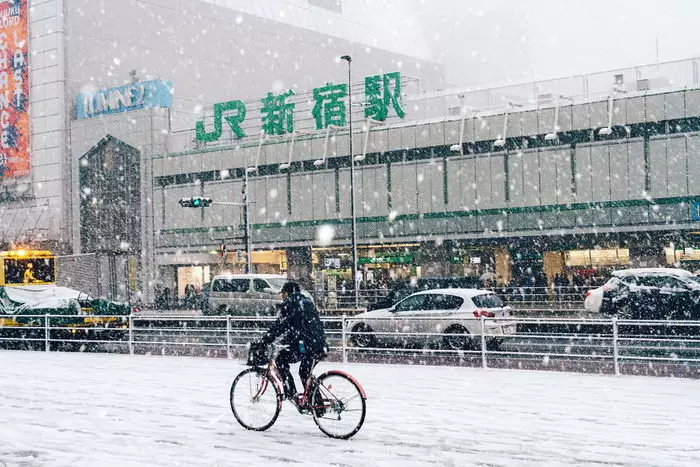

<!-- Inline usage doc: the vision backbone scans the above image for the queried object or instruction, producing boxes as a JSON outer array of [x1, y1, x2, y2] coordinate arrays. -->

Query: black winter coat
[[261, 292, 327, 357]]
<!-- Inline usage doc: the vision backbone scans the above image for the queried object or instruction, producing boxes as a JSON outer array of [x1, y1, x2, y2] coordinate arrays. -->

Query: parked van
[[204, 274, 288, 316]]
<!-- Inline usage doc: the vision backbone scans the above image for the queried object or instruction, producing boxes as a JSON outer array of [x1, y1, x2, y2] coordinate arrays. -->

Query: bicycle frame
[[254, 359, 284, 402]]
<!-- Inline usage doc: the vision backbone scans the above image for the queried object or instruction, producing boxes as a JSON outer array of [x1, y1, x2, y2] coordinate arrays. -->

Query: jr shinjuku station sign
[[195, 71, 406, 142]]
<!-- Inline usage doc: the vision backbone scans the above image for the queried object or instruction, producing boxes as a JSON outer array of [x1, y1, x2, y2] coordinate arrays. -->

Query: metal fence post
[[45, 314, 50, 352], [612, 317, 620, 376], [480, 315, 487, 369], [341, 314, 348, 364], [226, 316, 232, 359], [128, 315, 134, 356]]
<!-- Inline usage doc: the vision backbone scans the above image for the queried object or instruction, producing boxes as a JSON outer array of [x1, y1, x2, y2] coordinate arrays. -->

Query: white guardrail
[[1, 314, 699, 378]]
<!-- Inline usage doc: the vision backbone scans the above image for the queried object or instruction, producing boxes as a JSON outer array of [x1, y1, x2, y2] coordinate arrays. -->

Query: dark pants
[[275, 348, 317, 399]]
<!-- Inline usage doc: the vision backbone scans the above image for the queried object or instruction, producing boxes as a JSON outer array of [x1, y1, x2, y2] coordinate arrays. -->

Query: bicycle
[[230, 342, 367, 439]]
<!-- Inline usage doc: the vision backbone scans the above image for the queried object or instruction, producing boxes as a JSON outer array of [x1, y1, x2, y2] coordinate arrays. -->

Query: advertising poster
[[0, 0, 29, 179]]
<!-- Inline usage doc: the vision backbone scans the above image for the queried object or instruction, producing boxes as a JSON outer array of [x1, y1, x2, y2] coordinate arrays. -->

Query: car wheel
[[442, 325, 473, 351], [350, 323, 376, 348]]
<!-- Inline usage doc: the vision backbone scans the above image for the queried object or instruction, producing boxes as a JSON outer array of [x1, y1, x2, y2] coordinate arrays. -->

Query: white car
[[584, 268, 699, 313], [206, 274, 288, 315], [347, 288, 517, 350]]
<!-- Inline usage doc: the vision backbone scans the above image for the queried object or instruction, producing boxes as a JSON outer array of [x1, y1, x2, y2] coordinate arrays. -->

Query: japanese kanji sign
[[195, 71, 405, 142], [364, 72, 405, 121], [0, 0, 29, 179], [261, 90, 295, 136], [312, 82, 347, 130]]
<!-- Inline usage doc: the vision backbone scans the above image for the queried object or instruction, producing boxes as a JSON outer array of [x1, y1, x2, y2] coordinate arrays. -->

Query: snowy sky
[[405, 0, 700, 86]]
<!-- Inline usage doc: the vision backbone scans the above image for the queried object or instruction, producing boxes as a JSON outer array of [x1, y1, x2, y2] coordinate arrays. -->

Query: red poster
[[0, 0, 29, 179]]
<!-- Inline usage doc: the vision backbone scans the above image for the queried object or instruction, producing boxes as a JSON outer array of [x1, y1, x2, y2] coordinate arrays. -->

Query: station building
[[5, 0, 700, 301], [154, 61, 700, 297]]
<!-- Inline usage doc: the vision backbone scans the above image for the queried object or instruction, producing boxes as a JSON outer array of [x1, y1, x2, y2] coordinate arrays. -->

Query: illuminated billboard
[[0, 0, 29, 180]]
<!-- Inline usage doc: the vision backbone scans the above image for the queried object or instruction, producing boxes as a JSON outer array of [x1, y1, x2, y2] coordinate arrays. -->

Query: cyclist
[[259, 281, 327, 406]]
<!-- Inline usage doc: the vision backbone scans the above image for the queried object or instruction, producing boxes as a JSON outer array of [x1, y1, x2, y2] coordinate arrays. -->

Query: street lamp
[[341, 54, 360, 308]]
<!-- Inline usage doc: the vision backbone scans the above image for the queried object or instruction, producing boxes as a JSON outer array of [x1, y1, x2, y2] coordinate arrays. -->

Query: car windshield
[[212, 278, 249, 292], [471, 293, 504, 309], [265, 278, 288, 290]]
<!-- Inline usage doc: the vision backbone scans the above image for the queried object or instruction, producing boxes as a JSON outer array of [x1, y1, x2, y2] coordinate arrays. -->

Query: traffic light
[[179, 197, 213, 208]]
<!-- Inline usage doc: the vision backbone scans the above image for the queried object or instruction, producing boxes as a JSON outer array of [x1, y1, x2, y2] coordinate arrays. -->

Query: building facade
[[154, 71, 700, 296], [6, 0, 700, 301], [0, 0, 444, 301]]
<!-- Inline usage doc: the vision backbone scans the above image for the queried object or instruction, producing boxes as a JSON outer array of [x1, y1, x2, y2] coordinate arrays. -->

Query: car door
[[410, 293, 464, 345], [253, 278, 278, 315], [383, 293, 429, 343], [657, 276, 694, 320], [228, 278, 253, 314]]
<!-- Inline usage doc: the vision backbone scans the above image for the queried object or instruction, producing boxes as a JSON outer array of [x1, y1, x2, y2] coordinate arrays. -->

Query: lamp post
[[243, 167, 256, 274], [340, 54, 359, 308]]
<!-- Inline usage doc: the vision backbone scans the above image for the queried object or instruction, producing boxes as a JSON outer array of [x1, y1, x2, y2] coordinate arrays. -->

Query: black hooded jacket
[[261, 292, 327, 357]]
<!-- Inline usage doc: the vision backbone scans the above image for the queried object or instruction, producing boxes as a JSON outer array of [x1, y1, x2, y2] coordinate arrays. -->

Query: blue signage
[[691, 202, 700, 221], [75, 80, 173, 120]]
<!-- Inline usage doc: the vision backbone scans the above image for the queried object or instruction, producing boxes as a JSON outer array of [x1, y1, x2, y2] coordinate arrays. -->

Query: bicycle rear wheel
[[311, 371, 367, 439], [230, 368, 282, 431]]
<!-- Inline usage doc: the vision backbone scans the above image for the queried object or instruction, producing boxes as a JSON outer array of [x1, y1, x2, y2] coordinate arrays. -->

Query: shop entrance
[[176, 265, 211, 298]]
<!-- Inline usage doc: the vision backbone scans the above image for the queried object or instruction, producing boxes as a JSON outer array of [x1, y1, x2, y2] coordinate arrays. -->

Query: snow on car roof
[[410, 288, 493, 298], [212, 274, 286, 280], [612, 268, 693, 277]]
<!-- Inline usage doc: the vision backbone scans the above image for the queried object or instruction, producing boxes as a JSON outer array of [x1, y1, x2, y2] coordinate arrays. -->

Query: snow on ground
[[1, 352, 699, 467]]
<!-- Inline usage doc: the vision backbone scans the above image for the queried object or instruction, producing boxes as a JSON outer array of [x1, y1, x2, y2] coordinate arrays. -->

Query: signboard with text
[[75, 80, 173, 120], [691, 202, 700, 221], [195, 72, 405, 142], [0, 0, 29, 180]]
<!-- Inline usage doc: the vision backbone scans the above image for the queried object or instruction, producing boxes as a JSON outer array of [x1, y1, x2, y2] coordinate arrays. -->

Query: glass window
[[426, 293, 463, 310], [254, 279, 270, 292], [393, 294, 427, 312], [3, 258, 55, 285], [656, 276, 687, 289], [471, 293, 504, 309], [634, 276, 686, 288], [212, 278, 250, 292], [266, 278, 287, 290]]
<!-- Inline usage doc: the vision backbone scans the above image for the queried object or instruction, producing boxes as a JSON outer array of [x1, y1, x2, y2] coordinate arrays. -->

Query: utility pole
[[242, 169, 254, 274]]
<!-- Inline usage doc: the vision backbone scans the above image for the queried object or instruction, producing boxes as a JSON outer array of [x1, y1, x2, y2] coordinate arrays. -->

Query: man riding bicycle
[[258, 281, 327, 407]]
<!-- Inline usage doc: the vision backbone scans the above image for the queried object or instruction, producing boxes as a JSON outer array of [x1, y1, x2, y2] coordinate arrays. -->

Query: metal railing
[[2, 314, 699, 378]]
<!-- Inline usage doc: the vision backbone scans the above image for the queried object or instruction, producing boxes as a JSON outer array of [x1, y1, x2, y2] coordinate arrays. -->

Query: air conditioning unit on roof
[[537, 93, 554, 104]]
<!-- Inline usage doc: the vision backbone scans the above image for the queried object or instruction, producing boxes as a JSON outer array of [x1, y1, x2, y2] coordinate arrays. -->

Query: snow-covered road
[[1, 351, 699, 466]]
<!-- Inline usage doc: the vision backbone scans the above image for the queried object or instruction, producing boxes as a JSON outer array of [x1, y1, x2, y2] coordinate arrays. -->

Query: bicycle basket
[[247, 342, 270, 366]]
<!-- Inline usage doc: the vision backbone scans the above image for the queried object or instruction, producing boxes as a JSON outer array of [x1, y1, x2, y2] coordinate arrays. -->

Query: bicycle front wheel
[[230, 368, 282, 431], [311, 371, 367, 439]]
